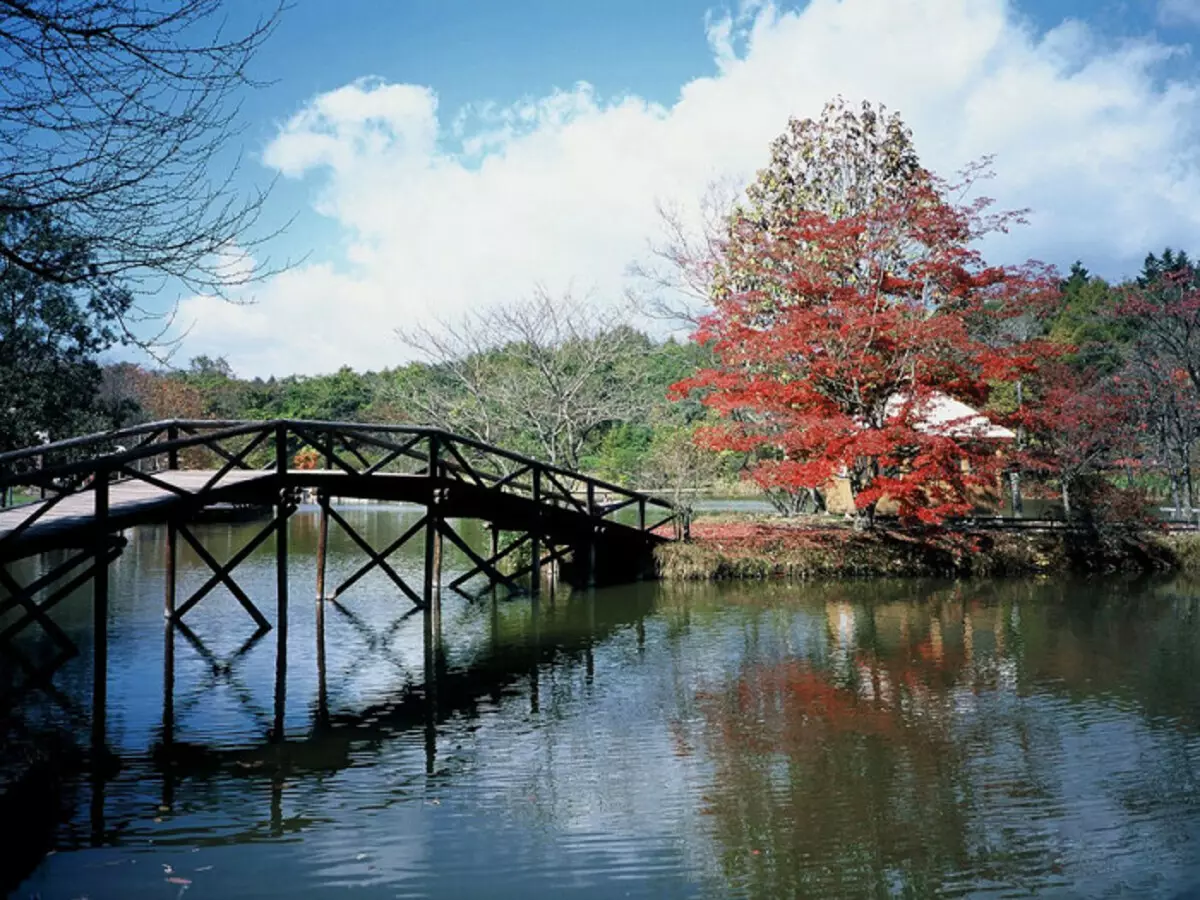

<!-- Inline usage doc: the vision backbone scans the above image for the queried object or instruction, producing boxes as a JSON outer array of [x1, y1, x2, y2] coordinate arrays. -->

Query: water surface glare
[[4, 507, 1200, 898]]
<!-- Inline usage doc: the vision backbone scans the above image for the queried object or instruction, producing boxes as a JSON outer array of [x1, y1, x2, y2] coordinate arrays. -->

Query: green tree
[[1048, 262, 1129, 371], [0, 209, 132, 451]]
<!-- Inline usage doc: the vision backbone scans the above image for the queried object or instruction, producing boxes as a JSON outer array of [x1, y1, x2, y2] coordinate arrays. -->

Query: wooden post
[[423, 436, 442, 609], [274, 421, 288, 480], [529, 592, 540, 714], [162, 619, 175, 752], [315, 492, 329, 601], [167, 422, 179, 471], [529, 468, 541, 596], [272, 494, 288, 742], [92, 467, 109, 760], [423, 514, 443, 609], [164, 520, 177, 619], [422, 586, 441, 775], [585, 588, 595, 685], [490, 523, 503, 599], [315, 584, 329, 733], [586, 482, 597, 588]]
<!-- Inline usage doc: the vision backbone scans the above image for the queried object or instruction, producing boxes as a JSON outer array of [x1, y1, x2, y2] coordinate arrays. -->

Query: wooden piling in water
[[164, 520, 176, 618], [272, 495, 288, 743], [530, 470, 542, 596], [315, 492, 329, 601], [92, 469, 109, 760]]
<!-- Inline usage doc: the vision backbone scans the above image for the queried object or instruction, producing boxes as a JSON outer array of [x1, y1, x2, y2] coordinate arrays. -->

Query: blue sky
[[167, 0, 1200, 377]]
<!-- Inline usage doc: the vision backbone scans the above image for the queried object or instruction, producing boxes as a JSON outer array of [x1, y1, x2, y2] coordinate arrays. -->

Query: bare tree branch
[[0, 0, 291, 324], [395, 290, 654, 473]]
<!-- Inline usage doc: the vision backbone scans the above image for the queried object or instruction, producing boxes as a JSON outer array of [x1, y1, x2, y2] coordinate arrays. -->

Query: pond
[[3, 505, 1200, 898]]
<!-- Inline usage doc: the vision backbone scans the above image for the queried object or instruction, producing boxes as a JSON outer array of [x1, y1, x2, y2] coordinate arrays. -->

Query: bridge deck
[[0, 470, 272, 548], [0, 468, 665, 562]]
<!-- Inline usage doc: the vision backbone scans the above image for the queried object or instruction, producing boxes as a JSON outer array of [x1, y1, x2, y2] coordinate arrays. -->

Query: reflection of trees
[[694, 623, 973, 897], [684, 576, 1200, 898]]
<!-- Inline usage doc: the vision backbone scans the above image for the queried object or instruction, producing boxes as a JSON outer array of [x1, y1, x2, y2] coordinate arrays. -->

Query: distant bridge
[[0, 419, 676, 753]]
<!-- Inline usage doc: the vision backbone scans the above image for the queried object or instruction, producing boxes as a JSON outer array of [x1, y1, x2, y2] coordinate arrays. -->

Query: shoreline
[[655, 517, 1200, 580]]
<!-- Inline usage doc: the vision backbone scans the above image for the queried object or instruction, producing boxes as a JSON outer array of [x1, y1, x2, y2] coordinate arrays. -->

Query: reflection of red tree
[[694, 654, 971, 897], [701, 661, 901, 756]]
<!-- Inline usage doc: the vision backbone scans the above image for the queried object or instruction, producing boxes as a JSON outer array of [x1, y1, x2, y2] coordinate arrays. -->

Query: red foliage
[[672, 178, 1058, 525], [1010, 364, 1145, 518], [293, 447, 321, 471]]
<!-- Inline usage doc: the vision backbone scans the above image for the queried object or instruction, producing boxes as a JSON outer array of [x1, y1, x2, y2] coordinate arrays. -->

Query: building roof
[[884, 392, 1016, 440]]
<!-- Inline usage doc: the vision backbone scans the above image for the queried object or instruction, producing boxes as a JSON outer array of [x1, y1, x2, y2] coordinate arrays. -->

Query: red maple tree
[[1013, 364, 1144, 520], [671, 176, 1059, 528]]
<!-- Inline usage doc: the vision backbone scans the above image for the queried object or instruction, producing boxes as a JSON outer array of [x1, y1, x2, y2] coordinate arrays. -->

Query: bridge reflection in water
[[0, 420, 673, 882], [2, 506, 660, 886]]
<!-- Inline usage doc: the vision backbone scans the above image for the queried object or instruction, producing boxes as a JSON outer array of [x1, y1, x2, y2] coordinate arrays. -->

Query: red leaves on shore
[[672, 176, 1058, 526]]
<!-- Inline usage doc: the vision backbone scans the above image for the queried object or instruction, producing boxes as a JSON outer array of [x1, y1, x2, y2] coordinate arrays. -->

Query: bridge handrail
[[0, 421, 269, 487], [0, 419, 251, 467], [299, 419, 674, 511], [0, 419, 676, 519]]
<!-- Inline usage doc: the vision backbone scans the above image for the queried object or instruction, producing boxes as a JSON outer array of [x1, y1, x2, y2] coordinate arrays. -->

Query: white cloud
[[1160, 0, 1200, 26], [179, 0, 1200, 377]]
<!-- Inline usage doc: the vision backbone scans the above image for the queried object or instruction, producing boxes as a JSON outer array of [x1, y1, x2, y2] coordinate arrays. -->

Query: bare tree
[[626, 175, 743, 328], [642, 425, 721, 540], [0, 1, 286, 313], [396, 289, 654, 473]]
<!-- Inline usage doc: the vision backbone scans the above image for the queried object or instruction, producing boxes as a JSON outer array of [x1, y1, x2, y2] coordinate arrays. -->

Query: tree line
[[3, 5, 1197, 532]]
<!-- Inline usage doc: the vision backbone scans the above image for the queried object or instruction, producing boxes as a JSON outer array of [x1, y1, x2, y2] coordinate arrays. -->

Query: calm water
[[3, 505, 1200, 898]]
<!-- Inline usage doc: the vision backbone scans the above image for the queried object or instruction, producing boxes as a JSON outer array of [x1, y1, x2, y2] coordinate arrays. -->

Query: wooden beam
[[173, 514, 284, 625], [442, 440, 486, 487], [448, 531, 529, 589], [175, 522, 273, 631], [437, 519, 523, 594], [509, 542, 572, 583], [0, 542, 123, 645], [328, 512, 427, 604], [0, 546, 96, 620], [200, 429, 271, 492], [326, 505, 425, 608]]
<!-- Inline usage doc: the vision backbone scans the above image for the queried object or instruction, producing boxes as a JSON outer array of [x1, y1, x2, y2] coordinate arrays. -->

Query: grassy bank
[[657, 517, 1200, 580]]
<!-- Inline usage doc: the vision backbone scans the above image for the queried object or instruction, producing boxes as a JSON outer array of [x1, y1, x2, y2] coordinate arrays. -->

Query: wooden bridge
[[0, 419, 676, 754]]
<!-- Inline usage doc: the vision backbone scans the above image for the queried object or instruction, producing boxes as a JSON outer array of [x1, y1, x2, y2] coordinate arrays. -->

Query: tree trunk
[[1061, 478, 1072, 521], [1184, 456, 1195, 522], [1011, 379, 1025, 517], [853, 501, 877, 531], [1170, 472, 1182, 521]]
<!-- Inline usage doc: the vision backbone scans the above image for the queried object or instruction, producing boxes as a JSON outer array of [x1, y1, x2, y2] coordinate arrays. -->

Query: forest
[[5, 98, 1200, 529]]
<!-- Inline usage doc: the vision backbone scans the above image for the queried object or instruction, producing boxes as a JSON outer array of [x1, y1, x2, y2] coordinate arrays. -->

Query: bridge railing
[[286, 420, 677, 535], [0, 419, 676, 538]]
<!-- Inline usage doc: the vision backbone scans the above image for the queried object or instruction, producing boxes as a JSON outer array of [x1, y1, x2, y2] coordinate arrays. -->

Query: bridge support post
[[424, 436, 442, 611], [586, 483, 597, 588], [272, 493, 289, 743], [424, 513, 442, 612], [423, 591, 442, 775], [164, 520, 177, 618], [315, 585, 329, 733], [490, 524, 500, 599], [315, 491, 329, 601], [162, 617, 175, 751], [92, 468, 110, 762], [529, 593, 540, 714], [530, 470, 541, 597]]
